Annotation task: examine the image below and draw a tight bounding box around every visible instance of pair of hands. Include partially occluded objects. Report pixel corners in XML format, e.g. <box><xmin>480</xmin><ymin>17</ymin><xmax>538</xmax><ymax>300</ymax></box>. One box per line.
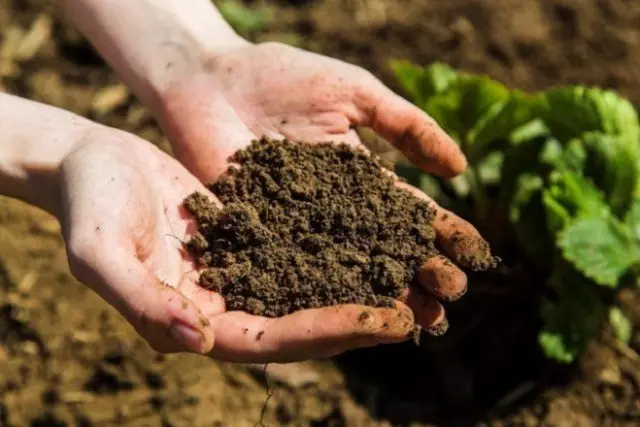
<box><xmin>60</xmin><ymin>42</ymin><xmax>483</xmax><ymax>363</ymax></box>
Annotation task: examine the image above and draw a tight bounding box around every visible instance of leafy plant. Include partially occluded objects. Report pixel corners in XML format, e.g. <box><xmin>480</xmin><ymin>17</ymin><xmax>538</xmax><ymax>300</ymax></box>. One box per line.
<box><xmin>391</xmin><ymin>60</ymin><xmax>640</xmax><ymax>363</ymax></box>
<box><xmin>215</xmin><ymin>0</ymin><xmax>272</xmax><ymax>38</ymax></box>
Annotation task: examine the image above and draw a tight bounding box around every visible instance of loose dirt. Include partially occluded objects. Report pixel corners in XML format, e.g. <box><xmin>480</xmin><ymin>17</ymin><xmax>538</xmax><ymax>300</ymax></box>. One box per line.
<box><xmin>1</xmin><ymin>0</ymin><xmax>640</xmax><ymax>426</ymax></box>
<box><xmin>183</xmin><ymin>139</ymin><xmax>495</xmax><ymax>319</ymax></box>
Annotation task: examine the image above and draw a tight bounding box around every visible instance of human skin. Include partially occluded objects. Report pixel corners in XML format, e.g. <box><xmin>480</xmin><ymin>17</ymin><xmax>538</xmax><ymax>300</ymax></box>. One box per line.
<box><xmin>0</xmin><ymin>93</ymin><xmax>424</xmax><ymax>362</ymax></box>
<box><xmin>16</xmin><ymin>0</ymin><xmax>494</xmax><ymax>359</ymax></box>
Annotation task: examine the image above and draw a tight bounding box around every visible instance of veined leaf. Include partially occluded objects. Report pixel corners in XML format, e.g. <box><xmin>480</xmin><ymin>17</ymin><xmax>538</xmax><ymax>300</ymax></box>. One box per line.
<box><xmin>581</xmin><ymin>132</ymin><xmax>640</xmax><ymax>216</ymax></box>
<box><xmin>543</xmin><ymin>171</ymin><xmax>611</xmax><ymax>222</ymax></box>
<box><xmin>392</xmin><ymin>61</ymin><xmax>534</xmax><ymax>163</ymax></box>
<box><xmin>467</xmin><ymin>90</ymin><xmax>536</xmax><ymax>163</ymax></box>
<box><xmin>389</xmin><ymin>60</ymin><xmax>457</xmax><ymax>107</ymax></box>
<box><xmin>540</xmin><ymin>138</ymin><xmax>587</xmax><ymax>172</ymax></box>
<box><xmin>538</xmin><ymin>86</ymin><xmax>640</xmax><ymax>144</ymax></box>
<box><xmin>558</xmin><ymin>217</ymin><xmax>639</xmax><ymax>287</ymax></box>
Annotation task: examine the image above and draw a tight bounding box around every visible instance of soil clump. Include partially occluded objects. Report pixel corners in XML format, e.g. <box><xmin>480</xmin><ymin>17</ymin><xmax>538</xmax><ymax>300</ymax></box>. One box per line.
<box><xmin>183</xmin><ymin>139</ymin><xmax>493</xmax><ymax>318</ymax></box>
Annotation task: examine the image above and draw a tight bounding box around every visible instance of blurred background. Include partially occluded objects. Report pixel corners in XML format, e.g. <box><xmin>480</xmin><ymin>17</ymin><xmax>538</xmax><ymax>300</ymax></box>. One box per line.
<box><xmin>1</xmin><ymin>0</ymin><xmax>639</xmax><ymax>426</ymax></box>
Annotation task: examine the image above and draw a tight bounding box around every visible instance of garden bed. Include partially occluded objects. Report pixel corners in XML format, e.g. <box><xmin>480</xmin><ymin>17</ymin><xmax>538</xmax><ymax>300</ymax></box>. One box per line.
<box><xmin>1</xmin><ymin>1</ymin><xmax>639</xmax><ymax>426</ymax></box>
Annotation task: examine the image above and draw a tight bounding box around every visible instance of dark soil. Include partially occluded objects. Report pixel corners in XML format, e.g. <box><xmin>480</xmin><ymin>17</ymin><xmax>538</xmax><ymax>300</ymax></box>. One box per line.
<box><xmin>1</xmin><ymin>0</ymin><xmax>640</xmax><ymax>426</ymax></box>
<box><xmin>183</xmin><ymin>139</ymin><xmax>493</xmax><ymax>319</ymax></box>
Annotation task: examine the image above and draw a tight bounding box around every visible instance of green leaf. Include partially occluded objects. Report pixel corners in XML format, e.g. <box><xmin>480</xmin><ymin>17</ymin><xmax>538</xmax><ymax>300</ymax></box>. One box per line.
<box><xmin>581</xmin><ymin>132</ymin><xmax>640</xmax><ymax>216</ymax></box>
<box><xmin>539</xmin><ymin>266</ymin><xmax>608</xmax><ymax>363</ymax></box>
<box><xmin>543</xmin><ymin>171</ymin><xmax>611</xmax><ymax>222</ymax></box>
<box><xmin>538</xmin><ymin>86</ymin><xmax>640</xmax><ymax>144</ymax></box>
<box><xmin>389</xmin><ymin>60</ymin><xmax>458</xmax><ymax>107</ymax></box>
<box><xmin>543</xmin><ymin>191</ymin><xmax>574</xmax><ymax>235</ymax></box>
<box><xmin>609</xmin><ymin>307</ymin><xmax>632</xmax><ymax>344</ymax></box>
<box><xmin>509</xmin><ymin>119</ymin><xmax>550</xmax><ymax>144</ymax></box>
<box><xmin>477</xmin><ymin>151</ymin><xmax>504</xmax><ymax>185</ymax></box>
<box><xmin>448</xmin><ymin>171</ymin><xmax>472</xmax><ymax>198</ymax></box>
<box><xmin>540</xmin><ymin>138</ymin><xmax>587</xmax><ymax>172</ymax></box>
<box><xmin>392</xmin><ymin>62</ymin><xmax>535</xmax><ymax>164</ymax></box>
<box><xmin>216</xmin><ymin>0</ymin><xmax>271</xmax><ymax>37</ymax></box>
<box><xmin>539</xmin><ymin>331</ymin><xmax>577</xmax><ymax>363</ymax></box>
<box><xmin>558</xmin><ymin>217</ymin><xmax>640</xmax><ymax>287</ymax></box>
<box><xmin>624</xmin><ymin>200</ymin><xmax>640</xmax><ymax>241</ymax></box>
<box><xmin>467</xmin><ymin>90</ymin><xmax>535</xmax><ymax>163</ymax></box>
<box><xmin>509</xmin><ymin>174</ymin><xmax>552</xmax><ymax>266</ymax></box>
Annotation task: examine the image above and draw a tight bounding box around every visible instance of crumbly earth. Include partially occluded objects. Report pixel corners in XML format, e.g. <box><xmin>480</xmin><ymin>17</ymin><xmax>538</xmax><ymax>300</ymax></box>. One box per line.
<box><xmin>184</xmin><ymin>139</ymin><xmax>447</xmax><ymax>318</ymax></box>
<box><xmin>2</xmin><ymin>1</ymin><xmax>640</xmax><ymax>426</ymax></box>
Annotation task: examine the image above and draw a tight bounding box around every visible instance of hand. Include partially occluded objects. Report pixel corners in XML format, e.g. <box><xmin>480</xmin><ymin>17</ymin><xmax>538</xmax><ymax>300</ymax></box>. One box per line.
<box><xmin>58</xmin><ymin>128</ymin><xmax>417</xmax><ymax>362</ymax></box>
<box><xmin>158</xmin><ymin>42</ymin><xmax>493</xmax><ymax>327</ymax></box>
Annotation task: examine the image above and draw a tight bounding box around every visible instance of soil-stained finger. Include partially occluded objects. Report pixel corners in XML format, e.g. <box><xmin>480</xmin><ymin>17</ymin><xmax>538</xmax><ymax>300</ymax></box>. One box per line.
<box><xmin>394</xmin><ymin>181</ymin><xmax>498</xmax><ymax>272</ymax></box>
<box><xmin>432</xmin><ymin>208</ymin><xmax>499</xmax><ymax>271</ymax></box>
<box><xmin>398</xmin><ymin>287</ymin><xmax>447</xmax><ymax>334</ymax></box>
<box><xmin>418</xmin><ymin>254</ymin><xmax>468</xmax><ymax>302</ymax></box>
<box><xmin>207</xmin><ymin>303</ymin><xmax>415</xmax><ymax>363</ymax></box>
<box><xmin>355</xmin><ymin>81</ymin><xmax>467</xmax><ymax>177</ymax></box>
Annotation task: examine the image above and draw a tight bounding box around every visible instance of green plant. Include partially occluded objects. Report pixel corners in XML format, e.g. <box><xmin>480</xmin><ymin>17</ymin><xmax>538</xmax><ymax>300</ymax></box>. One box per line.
<box><xmin>215</xmin><ymin>0</ymin><xmax>272</xmax><ymax>39</ymax></box>
<box><xmin>391</xmin><ymin>60</ymin><xmax>640</xmax><ymax>363</ymax></box>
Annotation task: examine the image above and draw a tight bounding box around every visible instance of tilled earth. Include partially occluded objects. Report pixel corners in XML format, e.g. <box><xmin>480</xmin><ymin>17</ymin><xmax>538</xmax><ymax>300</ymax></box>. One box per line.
<box><xmin>1</xmin><ymin>0</ymin><xmax>640</xmax><ymax>426</ymax></box>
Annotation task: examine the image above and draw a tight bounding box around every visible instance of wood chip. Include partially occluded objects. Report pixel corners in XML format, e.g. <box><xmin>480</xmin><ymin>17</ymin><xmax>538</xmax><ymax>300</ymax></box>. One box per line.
<box><xmin>91</xmin><ymin>83</ymin><xmax>130</xmax><ymax>115</ymax></box>
<box><xmin>14</xmin><ymin>14</ymin><xmax>52</xmax><ymax>61</ymax></box>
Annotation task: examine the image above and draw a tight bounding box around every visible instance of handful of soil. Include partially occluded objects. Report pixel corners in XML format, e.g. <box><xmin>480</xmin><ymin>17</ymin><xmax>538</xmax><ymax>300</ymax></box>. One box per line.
<box><xmin>183</xmin><ymin>138</ymin><xmax>492</xmax><ymax>323</ymax></box>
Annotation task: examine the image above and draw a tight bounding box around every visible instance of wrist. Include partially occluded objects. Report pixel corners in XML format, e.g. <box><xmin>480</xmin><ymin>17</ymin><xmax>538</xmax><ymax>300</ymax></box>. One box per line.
<box><xmin>0</xmin><ymin>94</ymin><xmax>96</xmax><ymax>216</ymax></box>
<box><xmin>60</xmin><ymin>0</ymin><xmax>250</xmax><ymax>114</ymax></box>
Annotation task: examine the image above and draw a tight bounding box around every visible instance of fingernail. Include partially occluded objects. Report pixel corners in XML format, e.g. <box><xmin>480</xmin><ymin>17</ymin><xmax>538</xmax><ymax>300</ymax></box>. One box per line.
<box><xmin>426</xmin><ymin>317</ymin><xmax>449</xmax><ymax>337</ymax></box>
<box><xmin>170</xmin><ymin>321</ymin><xmax>203</xmax><ymax>352</ymax></box>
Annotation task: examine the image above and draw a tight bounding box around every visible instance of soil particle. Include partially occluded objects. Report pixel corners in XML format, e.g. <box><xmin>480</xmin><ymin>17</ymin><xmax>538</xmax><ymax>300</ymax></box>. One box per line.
<box><xmin>358</xmin><ymin>311</ymin><xmax>374</xmax><ymax>326</ymax></box>
<box><xmin>184</xmin><ymin>138</ymin><xmax>459</xmax><ymax>318</ymax></box>
<box><xmin>425</xmin><ymin>318</ymin><xmax>450</xmax><ymax>337</ymax></box>
<box><xmin>450</xmin><ymin>231</ymin><xmax>501</xmax><ymax>271</ymax></box>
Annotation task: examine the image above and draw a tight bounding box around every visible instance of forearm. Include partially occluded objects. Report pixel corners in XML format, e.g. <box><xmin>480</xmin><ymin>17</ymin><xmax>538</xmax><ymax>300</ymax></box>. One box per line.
<box><xmin>59</xmin><ymin>0</ymin><xmax>247</xmax><ymax>112</ymax></box>
<box><xmin>0</xmin><ymin>93</ymin><xmax>91</xmax><ymax>215</ymax></box>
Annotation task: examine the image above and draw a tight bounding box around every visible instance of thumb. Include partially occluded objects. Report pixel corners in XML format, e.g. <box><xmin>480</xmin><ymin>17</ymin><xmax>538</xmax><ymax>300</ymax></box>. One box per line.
<box><xmin>353</xmin><ymin>76</ymin><xmax>467</xmax><ymax>178</ymax></box>
<box><xmin>69</xmin><ymin>245</ymin><xmax>215</xmax><ymax>354</ymax></box>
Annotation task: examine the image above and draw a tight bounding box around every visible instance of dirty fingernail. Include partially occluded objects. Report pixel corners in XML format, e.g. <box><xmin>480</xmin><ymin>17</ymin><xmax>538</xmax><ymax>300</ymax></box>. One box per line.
<box><xmin>170</xmin><ymin>321</ymin><xmax>203</xmax><ymax>352</ymax></box>
<box><xmin>426</xmin><ymin>317</ymin><xmax>449</xmax><ymax>337</ymax></box>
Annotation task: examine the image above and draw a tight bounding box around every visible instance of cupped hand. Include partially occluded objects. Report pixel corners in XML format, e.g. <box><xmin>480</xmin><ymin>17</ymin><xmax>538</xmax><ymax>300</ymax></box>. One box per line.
<box><xmin>158</xmin><ymin>42</ymin><xmax>493</xmax><ymax>327</ymax></box>
<box><xmin>58</xmin><ymin>128</ymin><xmax>419</xmax><ymax>363</ymax></box>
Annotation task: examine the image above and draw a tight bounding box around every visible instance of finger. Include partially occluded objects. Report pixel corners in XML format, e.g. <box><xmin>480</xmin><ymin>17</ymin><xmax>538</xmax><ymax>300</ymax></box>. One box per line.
<box><xmin>398</xmin><ymin>286</ymin><xmax>447</xmax><ymax>333</ymax></box>
<box><xmin>395</xmin><ymin>181</ymin><xmax>498</xmax><ymax>271</ymax></box>
<box><xmin>70</xmin><ymin>243</ymin><xmax>215</xmax><ymax>354</ymax></box>
<box><xmin>208</xmin><ymin>303</ymin><xmax>414</xmax><ymax>363</ymax></box>
<box><xmin>176</xmin><ymin>274</ymin><xmax>227</xmax><ymax>320</ymax></box>
<box><xmin>419</xmin><ymin>254</ymin><xmax>468</xmax><ymax>302</ymax></box>
<box><xmin>353</xmin><ymin>76</ymin><xmax>467</xmax><ymax>177</ymax></box>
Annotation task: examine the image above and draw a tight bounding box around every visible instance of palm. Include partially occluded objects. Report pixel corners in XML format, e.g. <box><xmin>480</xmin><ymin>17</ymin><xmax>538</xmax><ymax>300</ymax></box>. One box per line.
<box><xmin>59</xmin><ymin>132</ymin><xmax>416</xmax><ymax>362</ymax></box>
<box><xmin>161</xmin><ymin>42</ymin><xmax>465</xmax><ymax>184</ymax></box>
<box><xmin>156</xmin><ymin>43</ymin><xmax>497</xmax><ymax>358</ymax></box>
<box><xmin>60</xmin><ymin>134</ymin><xmax>223</xmax><ymax>352</ymax></box>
